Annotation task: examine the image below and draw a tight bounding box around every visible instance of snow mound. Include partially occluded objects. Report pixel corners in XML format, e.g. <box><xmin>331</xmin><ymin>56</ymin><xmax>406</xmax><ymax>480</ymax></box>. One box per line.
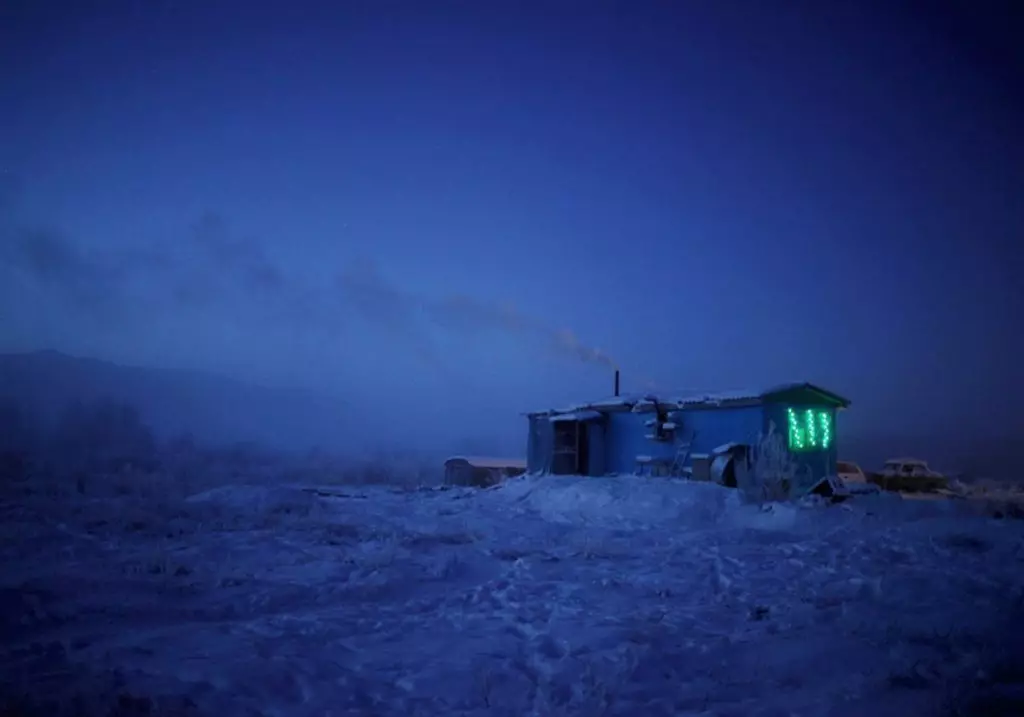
<box><xmin>725</xmin><ymin>501</ymin><xmax>802</xmax><ymax>531</ymax></box>
<box><xmin>184</xmin><ymin>484</ymin><xmax>316</xmax><ymax>517</ymax></box>
<box><xmin>494</xmin><ymin>474</ymin><xmax>743</xmax><ymax>527</ymax></box>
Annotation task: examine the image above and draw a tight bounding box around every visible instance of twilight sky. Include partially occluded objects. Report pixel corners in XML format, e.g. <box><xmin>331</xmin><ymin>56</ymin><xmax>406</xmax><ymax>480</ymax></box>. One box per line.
<box><xmin>1</xmin><ymin>0</ymin><xmax>1021</xmax><ymax>448</ymax></box>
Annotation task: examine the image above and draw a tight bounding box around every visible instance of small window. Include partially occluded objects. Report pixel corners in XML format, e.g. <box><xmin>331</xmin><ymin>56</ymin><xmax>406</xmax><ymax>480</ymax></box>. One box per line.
<box><xmin>786</xmin><ymin>407</ymin><xmax>832</xmax><ymax>452</ymax></box>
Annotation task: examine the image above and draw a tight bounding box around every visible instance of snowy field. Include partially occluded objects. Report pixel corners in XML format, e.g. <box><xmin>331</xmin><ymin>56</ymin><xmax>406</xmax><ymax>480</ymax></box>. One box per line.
<box><xmin>3</xmin><ymin>473</ymin><xmax>1024</xmax><ymax>716</ymax></box>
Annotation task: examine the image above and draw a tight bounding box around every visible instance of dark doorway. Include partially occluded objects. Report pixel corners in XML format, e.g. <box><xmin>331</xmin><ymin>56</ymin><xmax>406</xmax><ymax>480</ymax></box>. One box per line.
<box><xmin>552</xmin><ymin>420</ymin><xmax>589</xmax><ymax>475</ymax></box>
<box><xmin>577</xmin><ymin>422</ymin><xmax>590</xmax><ymax>475</ymax></box>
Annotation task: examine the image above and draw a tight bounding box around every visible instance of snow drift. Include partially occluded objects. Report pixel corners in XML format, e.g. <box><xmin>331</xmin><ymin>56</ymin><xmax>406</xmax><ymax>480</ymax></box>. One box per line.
<box><xmin>4</xmin><ymin>469</ymin><xmax>1024</xmax><ymax>716</ymax></box>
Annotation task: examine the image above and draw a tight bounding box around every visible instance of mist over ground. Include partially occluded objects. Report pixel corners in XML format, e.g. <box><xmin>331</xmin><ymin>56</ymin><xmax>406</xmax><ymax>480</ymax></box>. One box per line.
<box><xmin>3</xmin><ymin>425</ymin><xmax>1024</xmax><ymax>716</ymax></box>
<box><xmin>1</xmin><ymin>349</ymin><xmax>1022</xmax><ymax>717</ymax></box>
<box><xmin>3</xmin><ymin>0</ymin><xmax>1023</xmax><ymax>714</ymax></box>
<box><xmin>1</xmin><ymin>350</ymin><xmax>1018</xmax><ymax>484</ymax></box>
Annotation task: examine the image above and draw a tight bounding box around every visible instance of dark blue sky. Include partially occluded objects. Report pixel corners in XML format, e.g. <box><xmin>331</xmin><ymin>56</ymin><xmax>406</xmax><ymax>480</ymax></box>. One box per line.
<box><xmin>1</xmin><ymin>0</ymin><xmax>1021</xmax><ymax>447</ymax></box>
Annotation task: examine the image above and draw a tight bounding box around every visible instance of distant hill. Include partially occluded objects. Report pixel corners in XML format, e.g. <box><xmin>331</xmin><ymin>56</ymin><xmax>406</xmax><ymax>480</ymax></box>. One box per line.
<box><xmin>0</xmin><ymin>350</ymin><xmax>362</xmax><ymax>451</ymax></box>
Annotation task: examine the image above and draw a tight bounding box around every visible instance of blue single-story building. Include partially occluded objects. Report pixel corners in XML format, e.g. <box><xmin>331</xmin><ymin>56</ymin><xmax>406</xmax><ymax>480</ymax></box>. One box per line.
<box><xmin>525</xmin><ymin>382</ymin><xmax>850</xmax><ymax>491</ymax></box>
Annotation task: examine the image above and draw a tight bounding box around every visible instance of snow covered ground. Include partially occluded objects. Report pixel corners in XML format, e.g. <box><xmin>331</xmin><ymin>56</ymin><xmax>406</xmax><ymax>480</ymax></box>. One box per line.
<box><xmin>3</xmin><ymin>473</ymin><xmax>1024</xmax><ymax>716</ymax></box>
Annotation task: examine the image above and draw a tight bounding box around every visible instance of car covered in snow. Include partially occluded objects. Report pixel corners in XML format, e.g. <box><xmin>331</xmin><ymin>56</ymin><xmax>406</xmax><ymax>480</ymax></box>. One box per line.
<box><xmin>836</xmin><ymin>461</ymin><xmax>867</xmax><ymax>483</ymax></box>
<box><xmin>879</xmin><ymin>458</ymin><xmax>944</xmax><ymax>479</ymax></box>
<box><xmin>871</xmin><ymin>458</ymin><xmax>949</xmax><ymax>493</ymax></box>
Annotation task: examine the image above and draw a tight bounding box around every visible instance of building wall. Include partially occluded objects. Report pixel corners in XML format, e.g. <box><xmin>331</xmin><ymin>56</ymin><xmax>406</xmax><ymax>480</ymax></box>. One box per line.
<box><xmin>676</xmin><ymin>405</ymin><xmax>766</xmax><ymax>457</ymax></box>
<box><xmin>762</xmin><ymin>402</ymin><xmax>839</xmax><ymax>489</ymax></box>
<box><xmin>532</xmin><ymin>399</ymin><xmax>841</xmax><ymax>485</ymax></box>
<box><xmin>526</xmin><ymin>415</ymin><xmax>553</xmax><ymax>474</ymax></box>
<box><xmin>602</xmin><ymin>406</ymin><xmax>766</xmax><ymax>475</ymax></box>
<box><xmin>603</xmin><ymin>411</ymin><xmax>674</xmax><ymax>474</ymax></box>
<box><xmin>586</xmin><ymin>419</ymin><xmax>607</xmax><ymax>476</ymax></box>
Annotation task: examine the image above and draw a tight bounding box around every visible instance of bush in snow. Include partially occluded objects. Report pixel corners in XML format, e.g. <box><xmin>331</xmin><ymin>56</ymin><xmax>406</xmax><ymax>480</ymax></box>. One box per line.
<box><xmin>739</xmin><ymin>422</ymin><xmax>800</xmax><ymax>503</ymax></box>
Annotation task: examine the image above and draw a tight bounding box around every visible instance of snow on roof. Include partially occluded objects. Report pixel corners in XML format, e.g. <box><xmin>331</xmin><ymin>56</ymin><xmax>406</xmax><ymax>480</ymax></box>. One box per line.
<box><xmin>584</xmin><ymin>394</ymin><xmax>645</xmax><ymax>410</ymax></box>
<box><xmin>444</xmin><ymin>456</ymin><xmax>528</xmax><ymax>469</ymax></box>
<box><xmin>529</xmin><ymin>382</ymin><xmax>850</xmax><ymax>417</ymax></box>
<box><xmin>676</xmin><ymin>389</ymin><xmax>763</xmax><ymax>405</ymax></box>
<box><xmin>670</xmin><ymin>383</ymin><xmax>849</xmax><ymax>407</ymax></box>
<box><xmin>541</xmin><ymin>394</ymin><xmax>644</xmax><ymax>413</ymax></box>
<box><xmin>550</xmin><ymin>410</ymin><xmax>604</xmax><ymax>423</ymax></box>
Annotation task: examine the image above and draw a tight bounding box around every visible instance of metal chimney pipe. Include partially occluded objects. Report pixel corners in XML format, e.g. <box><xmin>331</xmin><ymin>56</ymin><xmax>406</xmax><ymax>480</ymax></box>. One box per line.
<box><xmin>614</xmin><ymin>369</ymin><xmax>620</xmax><ymax>397</ymax></box>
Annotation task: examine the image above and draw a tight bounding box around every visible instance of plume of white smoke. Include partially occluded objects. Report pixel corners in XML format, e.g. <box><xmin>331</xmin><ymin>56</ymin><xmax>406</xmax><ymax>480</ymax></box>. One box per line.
<box><xmin>2</xmin><ymin>211</ymin><xmax>620</xmax><ymax>373</ymax></box>
<box><xmin>422</xmin><ymin>295</ymin><xmax>616</xmax><ymax>369</ymax></box>
<box><xmin>552</xmin><ymin>328</ymin><xmax>618</xmax><ymax>369</ymax></box>
<box><xmin>335</xmin><ymin>262</ymin><xmax>619</xmax><ymax>371</ymax></box>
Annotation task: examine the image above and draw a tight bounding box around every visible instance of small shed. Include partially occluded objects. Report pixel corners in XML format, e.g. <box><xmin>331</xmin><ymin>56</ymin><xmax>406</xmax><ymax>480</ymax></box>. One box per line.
<box><xmin>525</xmin><ymin>382</ymin><xmax>850</xmax><ymax>491</ymax></box>
<box><xmin>443</xmin><ymin>456</ymin><xmax>527</xmax><ymax>488</ymax></box>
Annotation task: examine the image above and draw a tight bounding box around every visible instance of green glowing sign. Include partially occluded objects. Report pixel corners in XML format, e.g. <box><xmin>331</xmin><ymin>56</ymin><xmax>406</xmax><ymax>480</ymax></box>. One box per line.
<box><xmin>786</xmin><ymin>407</ymin><xmax>832</xmax><ymax>452</ymax></box>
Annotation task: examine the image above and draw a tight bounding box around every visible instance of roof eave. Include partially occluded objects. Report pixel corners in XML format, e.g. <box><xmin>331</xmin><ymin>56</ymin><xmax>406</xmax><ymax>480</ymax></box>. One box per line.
<box><xmin>761</xmin><ymin>382</ymin><xmax>852</xmax><ymax>408</ymax></box>
<box><xmin>676</xmin><ymin>397</ymin><xmax>765</xmax><ymax>411</ymax></box>
<box><xmin>528</xmin><ymin>381</ymin><xmax>852</xmax><ymax>417</ymax></box>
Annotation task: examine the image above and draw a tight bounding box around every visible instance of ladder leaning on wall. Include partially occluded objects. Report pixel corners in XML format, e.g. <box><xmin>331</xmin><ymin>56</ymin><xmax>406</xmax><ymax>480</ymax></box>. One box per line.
<box><xmin>671</xmin><ymin>429</ymin><xmax>697</xmax><ymax>477</ymax></box>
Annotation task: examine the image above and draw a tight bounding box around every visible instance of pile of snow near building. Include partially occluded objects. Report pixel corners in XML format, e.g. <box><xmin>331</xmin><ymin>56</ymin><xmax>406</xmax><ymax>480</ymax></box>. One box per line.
<box><xmin>4</xmin><ymin>467</ymin><xmax>1024</xmax><ymax>716</ymax></box>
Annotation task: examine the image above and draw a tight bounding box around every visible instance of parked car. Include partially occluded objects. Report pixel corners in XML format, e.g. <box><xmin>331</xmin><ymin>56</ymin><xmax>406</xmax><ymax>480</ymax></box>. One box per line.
<box><xmin>836</xmin><ymin>461</ymin><xmax>867</xmax><ymax>483</ymax></box>
<box><xmin>870</xmin><ymin>457</ymin><xmax>948</xmax><ymax>493</ymax></box>
<box><xmin>834</xmin><ymin>460</ymin><xmax>881</xmax><ymax>495</ymax></box>
<box><xmin>879</xmin><ymin>458</ymin><xmax>944</xmax><ymax>479</ymax></box>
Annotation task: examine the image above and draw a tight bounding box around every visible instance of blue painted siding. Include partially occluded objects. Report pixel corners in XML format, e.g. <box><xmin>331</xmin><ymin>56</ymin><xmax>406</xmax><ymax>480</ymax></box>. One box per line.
<box><xmin>599</xmin><ymin>407</ymin><xmax>766</xmax><ymax>475</ymax></box>
<box><xmin>526</xmin><ymin>416</ymin><xmax>553</xmax><ymax>474</ymax></box>
<box><xmin>762</xmin><ymin>403</ymin><xmax>838</xmax><ymax>489</ymax></box>
<box><xmin>586</xmin><ymin>420</ymin><xmax>607</xmax><ymax>476</ymax></box>
<box><xmin>604</xmin><ymin>412</ymin><xmax>675</xmax><ymax>474</ymax></box>
<box><xmin>528</xmin><ymin>399</ymin><xmax>844</xmax><ymax>487</ymax></box>
<box><xmin>677</xmin><ymin>405</ymin><xmax>766</xmax><ymax>457</ymax></box>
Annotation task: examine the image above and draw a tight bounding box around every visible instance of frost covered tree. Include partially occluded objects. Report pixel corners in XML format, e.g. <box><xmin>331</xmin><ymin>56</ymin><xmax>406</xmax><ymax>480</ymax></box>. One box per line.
<box><xmin>738</xmin><ymin>421</ymin><xmax>800</xmax><ymax>503</ymax></box>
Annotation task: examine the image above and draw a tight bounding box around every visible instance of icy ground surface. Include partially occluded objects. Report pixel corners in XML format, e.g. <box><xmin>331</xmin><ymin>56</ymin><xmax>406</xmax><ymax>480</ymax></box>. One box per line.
<box><xmin>3</xmin><ymin>475</ymin><xmax>1024</xmax><ymax>716</ymax></box>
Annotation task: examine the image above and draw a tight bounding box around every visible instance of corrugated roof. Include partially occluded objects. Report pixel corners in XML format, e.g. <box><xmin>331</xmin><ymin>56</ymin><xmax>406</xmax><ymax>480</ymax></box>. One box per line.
<box><xmin>528</xmin><ymin>382</ymin><xmax>850</xmax><ymax>417</ymax></box>
<box><xmin>549</xmin><ymin>409</ymin><xmax>604</xmax><ymax>423</ymax></box>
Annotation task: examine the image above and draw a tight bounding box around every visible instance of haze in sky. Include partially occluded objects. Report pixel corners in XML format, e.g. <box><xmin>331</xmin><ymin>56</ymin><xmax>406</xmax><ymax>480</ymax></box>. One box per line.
<box><xmin>1</xmin><ymin>0</ymin><xmax>1021</xmax><ymax>450</ymax></box>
